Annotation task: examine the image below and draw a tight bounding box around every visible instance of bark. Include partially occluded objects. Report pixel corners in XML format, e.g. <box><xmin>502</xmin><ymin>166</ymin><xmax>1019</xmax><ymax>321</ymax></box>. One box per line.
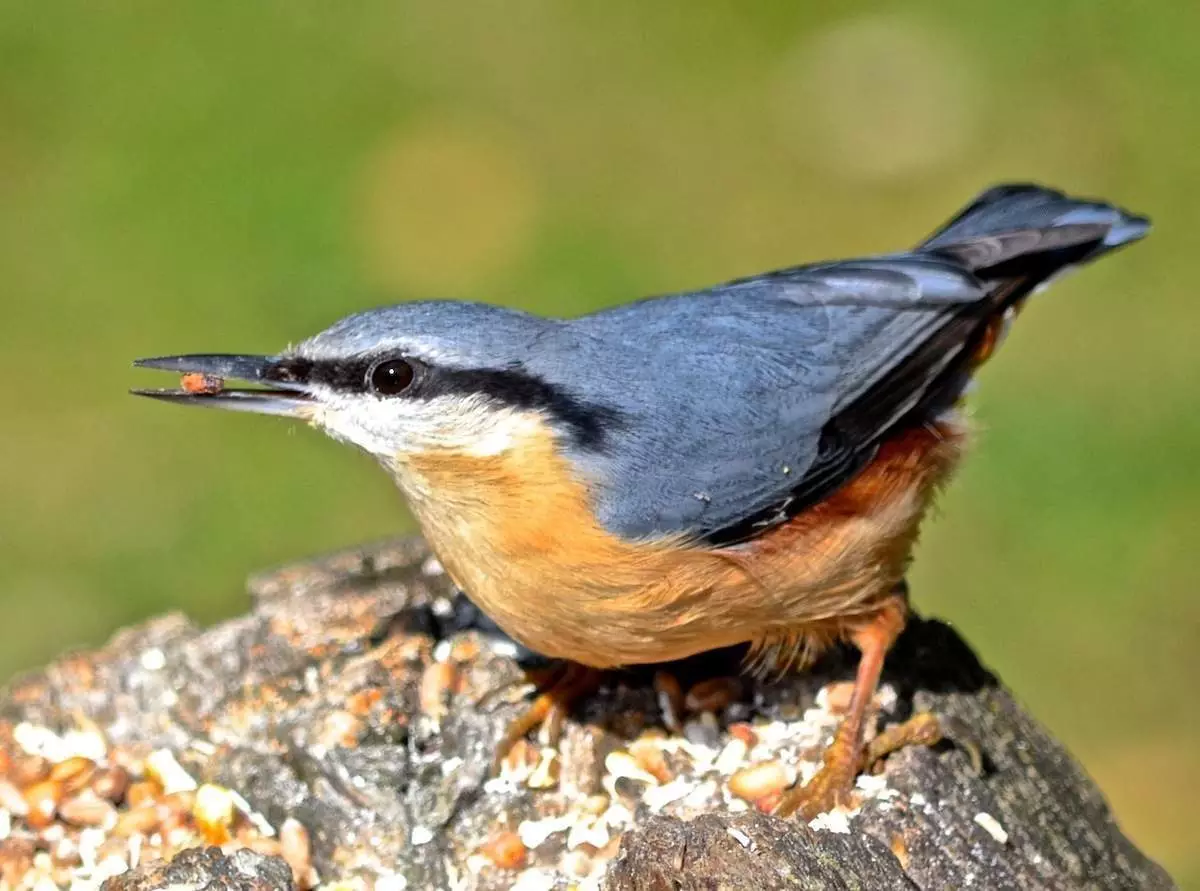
<box><xmin>0</xmin><ymin>537</ymin><xmax>1172</xmax><ymax>891</ymax></box>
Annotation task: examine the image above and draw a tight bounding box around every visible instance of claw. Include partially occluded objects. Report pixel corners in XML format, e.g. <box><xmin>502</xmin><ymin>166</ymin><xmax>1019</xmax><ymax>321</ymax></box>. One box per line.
<box><xmin>490</xmin><ymin>662</ymin><xmax>602</xmax><ymax>775</ymax></box>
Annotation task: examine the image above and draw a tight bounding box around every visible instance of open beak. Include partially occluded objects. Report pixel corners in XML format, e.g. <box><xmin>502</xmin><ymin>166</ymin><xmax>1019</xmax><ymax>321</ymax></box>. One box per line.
<box><xmin>131</xmin><ymin>354</ymin><xmax>316</xmax><ymax>419</ymax></box>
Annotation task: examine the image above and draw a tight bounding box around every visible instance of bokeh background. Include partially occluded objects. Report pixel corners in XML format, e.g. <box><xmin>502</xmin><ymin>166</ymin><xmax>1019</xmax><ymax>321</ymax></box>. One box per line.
<box><xmin>2</xmin><ymin>2</ymin><xmax>1197</xmax><ymax>883</ymax></box>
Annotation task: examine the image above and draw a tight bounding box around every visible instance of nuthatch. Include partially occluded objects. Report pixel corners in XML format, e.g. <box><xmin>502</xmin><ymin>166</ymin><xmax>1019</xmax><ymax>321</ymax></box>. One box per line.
<box><xmin>133</xmin><ymin>184</ymin><xmax>1148</xmax><ymax>817</ymax></box>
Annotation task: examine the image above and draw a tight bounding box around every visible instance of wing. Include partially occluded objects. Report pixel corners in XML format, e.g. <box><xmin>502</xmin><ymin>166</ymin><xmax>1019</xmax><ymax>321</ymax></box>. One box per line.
<box><xmin>530</xmin><ymin>183</ymin><xmax>1145</xmax><ymax>545</ymax></box>
<box><xmin>542</xmin><ymin>255</ymin><xmax>987</xmax><ymax>542</ymax></box>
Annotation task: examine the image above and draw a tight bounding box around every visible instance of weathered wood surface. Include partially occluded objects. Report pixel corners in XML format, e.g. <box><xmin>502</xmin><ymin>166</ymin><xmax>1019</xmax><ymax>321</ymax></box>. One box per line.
<box><xmin>0</xmin><ymin>538</ymin><xmax>1173</xmax><ymax>890</ymax></box>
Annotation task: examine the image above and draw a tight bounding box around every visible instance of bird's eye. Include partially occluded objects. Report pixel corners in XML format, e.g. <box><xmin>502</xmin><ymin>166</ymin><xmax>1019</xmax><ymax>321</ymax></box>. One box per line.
<box><xmin>368</xmin><ymin>358</ymin><xmax>416</xmax><ymax>396</ymax></box>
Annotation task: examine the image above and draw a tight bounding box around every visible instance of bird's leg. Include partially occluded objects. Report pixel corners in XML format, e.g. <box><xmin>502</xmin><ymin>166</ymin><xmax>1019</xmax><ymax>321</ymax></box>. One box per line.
<box><xmin>491</xmin><ymin>661</ymin><xmax>602</xmax><ymax>774</ymax></box>
<box><xmin>775</xmin><ymin>593</ymin><xmax>915</xmax><ymax>819</ymax></box>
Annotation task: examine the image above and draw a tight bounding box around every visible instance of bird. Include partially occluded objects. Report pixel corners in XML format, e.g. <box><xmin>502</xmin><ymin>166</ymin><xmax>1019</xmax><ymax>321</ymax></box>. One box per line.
<box><xmin>132</xmin><ymin>183</ymin><xmax>1149</xmax><ymax>818</ymax></box>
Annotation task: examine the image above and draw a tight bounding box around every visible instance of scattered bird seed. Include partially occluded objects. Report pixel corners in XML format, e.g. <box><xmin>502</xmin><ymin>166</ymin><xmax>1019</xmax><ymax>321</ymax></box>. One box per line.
<box><xmin>144</xmin><ymin>750</ymin><xmax>196</xmax><ymax>796</ymax></box>
<box><xmin>727</xmin><ymin>761</ymin><xmax>789</xmax><ymax>803</ymax></box>
<box><xmin>410</xmin><ymin>825</ymin><xmax>434</xmax><ymax>846</ymax></box>
<box><xmin>481</xmin><ymin>830</ymin><xmax>528</xmax><ymax>870</ymax></box>
<box><xmin>974</xmin><ymin>811</ymin><xmax>1009</xmax><ymax>844</ymax></box>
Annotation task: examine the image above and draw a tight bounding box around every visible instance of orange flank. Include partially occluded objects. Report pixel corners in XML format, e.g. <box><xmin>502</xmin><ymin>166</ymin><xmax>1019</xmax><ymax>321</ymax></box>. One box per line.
<box><xmin>397</xmin><ymin>414</ymin><xmax>967</xmax><ymax>675</ymax></box>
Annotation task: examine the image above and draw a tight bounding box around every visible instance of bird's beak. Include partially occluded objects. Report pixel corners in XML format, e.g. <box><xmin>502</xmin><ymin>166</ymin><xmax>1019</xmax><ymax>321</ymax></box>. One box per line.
<box><xmin>130</xmin><ymin>354</ymin><xmax>316</xmax><ymax>419</ymax></box>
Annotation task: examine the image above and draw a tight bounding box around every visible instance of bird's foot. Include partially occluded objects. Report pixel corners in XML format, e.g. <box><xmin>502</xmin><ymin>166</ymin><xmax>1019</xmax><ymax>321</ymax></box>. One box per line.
<box><xmin>773</xmin><ymin>716</ymin><xmax>862</xmax><ymax>819</ymax></box>
<box><xmin>863</xmin><ymin>711</ymin><xmax>943</xmax><ymax>771</ymax></box>
<box><xmin>774</xmin><ymin>711</ymin><xmax>943</xmax><ymax>819</ymax></box>
<box><xmin>490</xmin><ymin>661</ymin><xmax>602</xmax><ymax>775</ymax></box>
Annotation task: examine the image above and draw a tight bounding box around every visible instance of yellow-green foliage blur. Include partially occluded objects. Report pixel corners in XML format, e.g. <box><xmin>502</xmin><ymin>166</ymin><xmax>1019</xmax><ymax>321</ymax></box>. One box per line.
<box><xmin>2</xmin><ymin>2</ymin><xmax>1197</xmax><ymax>883</ymax></box>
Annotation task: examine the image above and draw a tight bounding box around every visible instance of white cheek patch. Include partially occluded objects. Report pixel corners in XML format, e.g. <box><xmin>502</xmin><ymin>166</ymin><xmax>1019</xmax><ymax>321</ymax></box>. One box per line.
<box><xmin>461</xmin><ymin>408</ymin><xmax>543</xmax><ymax>456</ymax></box>
<box><xmin>311</xmin><ymin>391</ymin><xmax>544</xmax><ymax>459</ymax></box>
<box><xmin>310</xmin><ymin>395</ymin><xmax>397</xmax><ymax>455</ymax></box>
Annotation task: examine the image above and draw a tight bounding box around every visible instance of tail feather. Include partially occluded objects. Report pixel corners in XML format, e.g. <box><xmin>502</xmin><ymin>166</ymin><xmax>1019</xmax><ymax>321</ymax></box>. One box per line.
<box><xmin>920</xmin><ymin>183</ymin><xmax>1150</xmax><ymax>287</ymax></box>
<box><xmin>865</xmin><ymin>184</ymin><xmax>1150</xmax><ymax>429</ymax></box>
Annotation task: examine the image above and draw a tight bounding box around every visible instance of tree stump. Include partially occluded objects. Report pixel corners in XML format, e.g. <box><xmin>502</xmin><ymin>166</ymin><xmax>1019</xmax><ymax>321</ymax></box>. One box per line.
<box><xmin>0</xmin><ymin>538</ymin><xmax>1174</xmax><ymax>890</ymax></box>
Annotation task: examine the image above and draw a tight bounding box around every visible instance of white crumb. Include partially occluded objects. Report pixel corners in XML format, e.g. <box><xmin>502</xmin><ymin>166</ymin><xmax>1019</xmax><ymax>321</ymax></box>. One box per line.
<box><xmin>145</xmin><ymin>749</ymin><xmax>197</xmax><ymax>795</ymax></box>
<box><xmin>642</xmin><ymin>777</ymin><xmax>692</xmax><ymax>812</ymax></box>
<box><xmin>855</xmin><ymin>773</ymin><xmax>899</xmax><ymax>799</ymax></box>
<box><xmin>375</xmin><ymin>874</ymin><xmax>409</xmax><ymax>891</ymax></box>
<box><xmin>809</xmin><ymin>808</ymin><xmax>856</xmax><ymax>833</ymax></box>
<box><xmin>510</xmin><ymin>868</ymin><xmax>557</xmax><ymax>891</ymax></box>
<box><xmin>518</xmin><ymin>814</ymin><xmax>573</xmax><ymax>849</ymax></box>
<box><xmin>726</xmin><ymin>826</ymin><xmax>754</xmax><ymax>849</ymax></box>
<box><xmin>974</xmin><ymin>811</ymin><xmax>1009</xmax><ymax>844</ymax></box>
<box><xmin>139</xmin><ymin>648</ymin><xmax>166</xmax><ymax>671</ymax></box>
<box><xmin>410</xmin><ymin>826</ymin><xmax>434</xmax><ymax>846</ymax></box>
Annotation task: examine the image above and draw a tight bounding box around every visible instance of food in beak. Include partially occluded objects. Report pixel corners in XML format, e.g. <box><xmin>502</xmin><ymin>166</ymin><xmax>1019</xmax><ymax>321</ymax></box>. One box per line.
<box><xmin>180</xmin><ymin>372</ymin><xmax>225</xmax><ymax>395</ymax></box>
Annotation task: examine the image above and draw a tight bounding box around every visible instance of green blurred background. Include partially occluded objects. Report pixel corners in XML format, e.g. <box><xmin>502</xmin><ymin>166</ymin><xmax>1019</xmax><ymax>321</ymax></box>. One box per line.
<box><xmin>1</xmin><ymin>1</ymin><xmax>1196</xmax><ymax>883</ymax></box>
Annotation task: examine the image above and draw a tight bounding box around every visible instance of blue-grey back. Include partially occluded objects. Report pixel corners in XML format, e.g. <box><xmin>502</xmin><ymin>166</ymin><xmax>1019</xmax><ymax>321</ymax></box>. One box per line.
<box><xmin>531</xmin><ymin>257</ymin><xmax>983</xmax><ymax>540</ymax></box>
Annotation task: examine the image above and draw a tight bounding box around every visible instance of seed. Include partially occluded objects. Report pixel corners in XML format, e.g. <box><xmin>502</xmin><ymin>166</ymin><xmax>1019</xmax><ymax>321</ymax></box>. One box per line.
<box><xmin>481</xmin><ymin>830</ymin><xmax>527</xmax><ymax>870</ymax></box>
<box><xmin>890</xmin><ymin>834</ymin><xmax>911</xmax><ymax>869</ymax></box>
<box><xmin>727</xmin><ymin>723</ymin><xmax>758</xmax><ymax>747</ymax></box>
<box><xmin>145</xmin><ymin>749</ymin><xmax>196</xmax><ymax>795</ymax></box>
<box><xmin>10</xmin><ymin>755</ymin><xmax>50</xmax><ymax>788</ymax></box>
<box><xmin>527</xmin><ymin>748</ymin><xmax>560</xmax><ymax>790</ymax></box>
<box><xmin>685</xmin><ymin>677</ymin><xmax>743</xmax><ymax>713</ymax></box>
<box><xmin>448</xmin><ymin>636</ymin><xmax>480</xmax><ymax>662</ymax></box>
<box><xmin>115</xmin><ymin>805</ymin><xmax>160</xmax><ymax>837</ymax></box>
<box><xmin>180</xmin><ymin>372</ymin><xmax>224</xmax><ymax>394</ymax></box>
<box><xmin>0</xmin><ymin>838</ymin><xmax>35</xmax><ymax>888</ymax></box>
<box><xmin>727</xmin><ymin>761</ymin><xmax>789</xmax><ymax>803</ymax></box>
<box><xmin>500</xmin><ymin>738</ymin><xmax>538</xmax><ymax>777</ymax></box>
<box><xmin>820</xmin><ymin>681</ymin><xmax>856</xmax><ymax>714</ymax></box>
<box><xmin>419</xmin><ymin>661</ymin><xmax>458</xmax><ymax>719</ymax></box>
<box><xmin>0</xmin><ymin>779</ymin><xmax>28</xmax><ymax>816</ymax></box>
<box><xmin>51</xmin><ymin>834</ymin><xmax>81</xmax><ymax>866</ymax></box>
<box><xmin>580</xmin><ymin>794</ymin><xmax>610</xmax><ymax>816</ymax></box>
<box><xmin>628</xmin><ymin>740</ymin><xmax>672</xmax><ymax>784</ymax></box>
<box><xmin>280</xmin><ymin>818</ymin><xmax>314</xmax><ymax>889</ymax></box>
<box><xmin>49</xmin><ymin>756</ymin><xmax>96</xmax><ymax>793</ymax></box>
<box><xmin>125</xmin><ymin>780</ymin><xmax>159</xmax><ymax>808</ymax></box>
<box><xmin>344</xmin><ymin>688</ymin><xmax>382</xmax><ymax>716</ymax></box>
<box><xmin>22</xmin><ymin>779</ymin><xmax>63</xmax><ymax>829</ymax></box>
<box><xmin>90</xmin><ymin>766</ymin><xmax>130</xmax><ymax>803</ymax></box>
<box><xmin>755</xmin><ymin>790</ymin><xmax>783</xmax><ymax>813</ymax></box>
<box><xmin>162</xmin><ymin>789</ymin><xmax>195</xmax><ymax>814</ymax></box>
<box><xmin>316</xmin><ymin>711</ymin><xmax>363</xmax><ymax>750</ymax></box>
<box><xmin>604</xmin><ymin>751</ymin><xmax>659</xmax><ymax>786</ymax></box>
<box><xmin>192</xmin><ymin>784</ymin><xmax>235</xmax><ymax>845</ymax></box>
<box><xmin>714</xmin><ymin>738</ymin><xmax>749</xmax><ymax>775</ymax></box>
<box><xmin>59</xmin><ymin>793</ymin><xmax>116</xmax><ymax>828</ymax></box>
<box><xmin>561</xmin><ymin>850</ymin><xmax>593</xmax><ymax>878</ymax></box>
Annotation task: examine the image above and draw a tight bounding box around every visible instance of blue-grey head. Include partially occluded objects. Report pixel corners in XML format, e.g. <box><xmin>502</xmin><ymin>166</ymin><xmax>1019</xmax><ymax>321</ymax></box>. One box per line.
<box><xmin>132</xmin><ymin>301</ymin><xmax>621</xmax><ymax>470</ymax></box>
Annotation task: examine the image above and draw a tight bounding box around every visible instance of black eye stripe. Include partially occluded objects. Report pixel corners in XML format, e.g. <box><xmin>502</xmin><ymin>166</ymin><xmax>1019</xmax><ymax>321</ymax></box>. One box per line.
<box><xmin>269</xmin><ymin>357</ymin><xmax>372</xmax><ymax>391</ymax></box>
<box><xmin>274</xmin><ymin>355</ymin><xmax>625</xmax><ymax>451</ymax></box>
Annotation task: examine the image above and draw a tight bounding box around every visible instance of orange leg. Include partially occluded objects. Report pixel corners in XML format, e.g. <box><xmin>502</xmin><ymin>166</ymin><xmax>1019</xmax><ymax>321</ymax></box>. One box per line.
<box><xmin>775</xmin><ymin>596</ymin><xmax>908</xmax><ymax>819</ymax></box>
<box><xmin>491</xmin><ymin>661</ymin><xmax>602</xmax><ymax>774</ymax></box>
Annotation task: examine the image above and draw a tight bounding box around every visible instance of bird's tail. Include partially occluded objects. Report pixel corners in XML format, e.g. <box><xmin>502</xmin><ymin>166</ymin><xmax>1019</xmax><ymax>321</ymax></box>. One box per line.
<box><xmin>919</xmin><ymin>183</ymin><xmax>1150</xmax><ymax>301</ymax></box>
<box><xmin>918</xmin><ymin>184</ymin><xmax>1149</xmax><ymax>370</ymax></box>
<box><xmin>870</xmin><ymin>184</ymin><xmax>1150</xmax><ymax>428</ymax></box>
